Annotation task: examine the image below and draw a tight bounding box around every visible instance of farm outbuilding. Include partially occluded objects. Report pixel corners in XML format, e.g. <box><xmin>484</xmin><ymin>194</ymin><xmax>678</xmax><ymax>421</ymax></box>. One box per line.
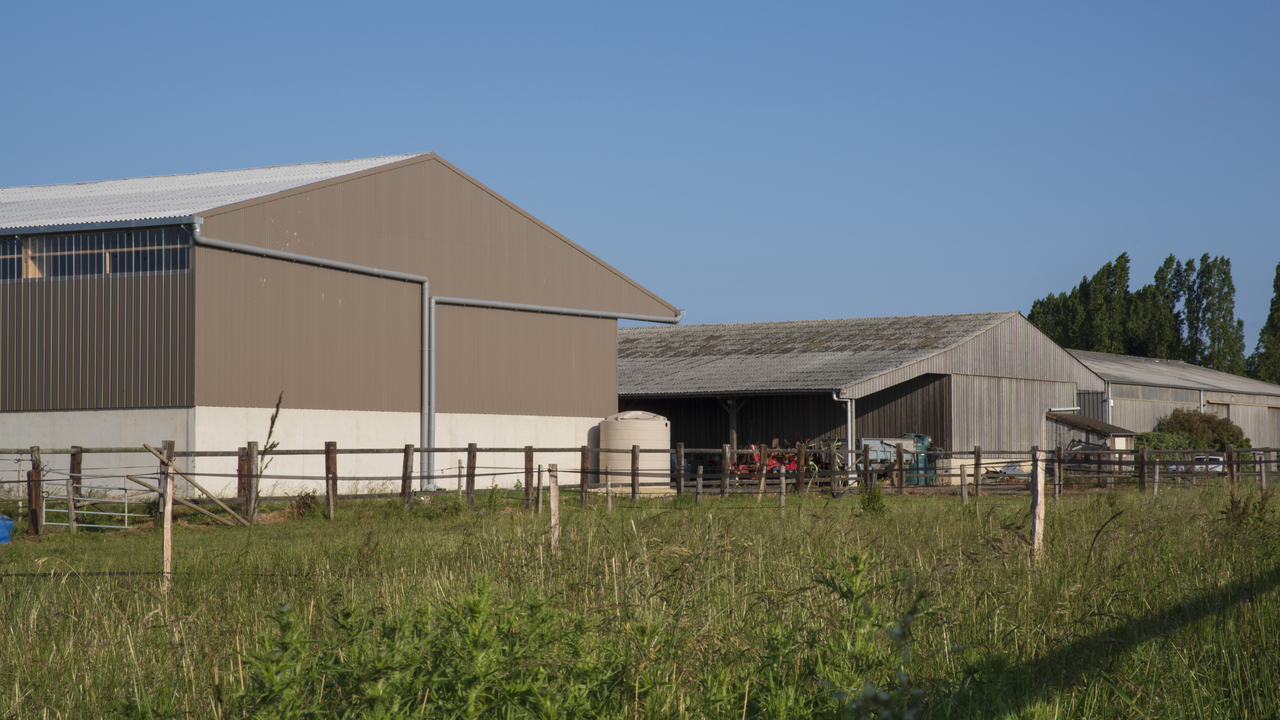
<box><xmin>0</xmin><ymin>153</ymin><xmax>680</xmax><ymax>493</ymax></box>
<box><xmin>1069</xmin><ymin>350</ymin><xmax>1280</xmax><ymax>448</ymax></box>
<box><xmin>618</xmin><ymin>312</ymin><xmax>1106</xmax><ymax>477</ymax></box>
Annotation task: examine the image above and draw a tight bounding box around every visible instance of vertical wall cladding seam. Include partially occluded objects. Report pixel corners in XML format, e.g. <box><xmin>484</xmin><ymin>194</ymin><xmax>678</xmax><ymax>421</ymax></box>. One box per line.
<box><xmin>0</xmin><ymin>273</ymin><xmax>194</xmax><ymax>412</ymax></box>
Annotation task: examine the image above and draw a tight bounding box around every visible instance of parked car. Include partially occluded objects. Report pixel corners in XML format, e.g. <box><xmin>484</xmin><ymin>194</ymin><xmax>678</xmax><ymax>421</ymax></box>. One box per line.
<box><xmin>1165</xmin><ymin>455</ymin><xmax>1224</xmax><ymax>472</ymax></box>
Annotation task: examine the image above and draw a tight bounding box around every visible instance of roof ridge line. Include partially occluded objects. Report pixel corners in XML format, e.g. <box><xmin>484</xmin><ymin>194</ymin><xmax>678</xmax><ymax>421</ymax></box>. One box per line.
<box><xmin>0</xmin><ymin>153</ymin><xmax>428</xmax><ymax>192</ymax></box>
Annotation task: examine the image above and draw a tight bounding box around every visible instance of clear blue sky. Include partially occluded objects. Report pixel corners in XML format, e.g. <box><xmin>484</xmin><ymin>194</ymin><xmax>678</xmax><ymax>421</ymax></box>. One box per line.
<box><xmin>4</xmin><ymin>2</ymin><xmax>1278</xmax><ymax>349</ymax></box>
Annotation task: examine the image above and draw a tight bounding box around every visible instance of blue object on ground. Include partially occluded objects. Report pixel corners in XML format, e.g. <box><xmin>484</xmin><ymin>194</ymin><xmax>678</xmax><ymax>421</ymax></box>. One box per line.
<box><xmin>0</xmin><ymin>516</ymin><xmax>13</xmax><ymax>544</ymax></box>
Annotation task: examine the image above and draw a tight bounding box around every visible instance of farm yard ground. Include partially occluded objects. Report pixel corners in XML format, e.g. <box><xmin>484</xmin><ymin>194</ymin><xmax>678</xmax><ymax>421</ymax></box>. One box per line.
<box><xmin>1</xmin><ymin>484</ymin><xmax>1278</xmax><ymax>719</ymax></box>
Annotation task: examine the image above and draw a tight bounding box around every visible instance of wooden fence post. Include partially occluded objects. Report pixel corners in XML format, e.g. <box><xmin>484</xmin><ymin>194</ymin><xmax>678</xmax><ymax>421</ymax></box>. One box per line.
<box><xmin>1054</xmin><ymin>446</ymin><xmax>1064</xmax><ymax>502</ymax></box>
<box><xmin>548</xmin><ymin>464</ymin><xmax>560</xmax><ymax>551</ymax></box>
<box><xmin>28</xmin><ymin>447</ymin><xmax>43</xmax><ymax>537</ymax></box>
<box><xmin>160</xmin><ymin>441</ymin><xmax>176</xmax><ymax>594</ymax></box>
<box><xmin>862</xmin><ymin>445</ymin><xmax>872</xmax><ymax>492</ymax></box>
<box><xmin>524</xmin><ymin>446</ymin><xmax>534</xmax><ymax>510</ymax></box>
<box><xmin>828</xmin><ymin>441</ymin><xmax>839</xmax><ymax>495</ymax></box>
<box><xmin>675</xmin><ymin>443</ymin><xmax>685</xmax><ymax>495</ymax></box>
<box><xmin>64</xmin><ymin>451</ymin><xmax>78</xmax><ymax>534</ymax></box>
<box><xmin>631</xmin><ymin>445</ymin><xmax>641</xmax><ymax>500</ymax></box>
<box><xmin>401</xmin><ymin>444</ymin><xmax>415</xmax><ymax>512</ymax></box>
<box><xmin>675</xmin><ymin>440</ymin><xmax>686</xmax><ymax>497</ymax></box>
<box><xmin>1138</xmin><ymin>447</ymin><xmax>1147</xmax><ymax>494</ymax></box>
<box><xmin>755</xmin><ymin>445</ymin><xmax>767</xmax><ymax>502</ymax></box>
<box><xmin>1262</xmin><ymin>450</ymin><xmax>1269</xmax><ymax>491</ymax></box>
<box><xmin>236</xmin><ymin>448</ymin><xmax>248</xmax><ymax>513</ymax></box>
<box><xmin>580</xmin><ymin>446</ymin><xmax>590</xmax><ymax>507</ymax></box>
<box><xmin>798</xmin><ymin>445</ymin><xmax>809</xmax><ymax>495</ymax></box>
<box><xmin>246</xmin><ymin>441</ymin><xmax>260</xmax><ymax>523</ymax></box>
<box><xmin>603</xmin><ymin>465</ymin><xmax>612</xmax><ymax>511</ymax></box>
<box><xmin>973</xmin><ymin>446</ymin><xmax>982</xmax><ymax>497</ymax></box>
<box><xmin>458</xmin><ymin>460</ymin><xmax>464</xmax><ymax>497</ymax></box>
<box><xmin>465</xmin><ymin>443</ymin><xmax>477</xmax><ymax>511</ymax></box>
<box><xmin>69</xmin><ymin>446</ymin><xmax>83</xmax><ymax>528</ymax></box>
<box><xmin>1106</xmin><ymin>451</ymin><xmax>1114</xmax><ymax>491</ymax></box>
<box><xmin>779</xmin><ymin>467</ymin><xmax>787</xmax><ymax>509</ymax></box>
<box><xmin>695</xmin><ymin>465</ymin><xmax>704</xmax><ymax>506</ymax></box>
<box><xmin>895</xmin><ymin>443</ymin><xmax>905</xmax><ymax>491</ymax></box>
<box><xmin>960</xmin><ymin>463</ymin><xmax>968</xmax><ymax>505</ymax></box>
<box><xmin>323</xmin><ymin>441</ymin><xmax>337</xmax><ymax>520</ymax></box>
<box><xmin>720</xmin><ymin>444</ymin><xmax>731</xmax><ymax>498</ymax></box>
<box><xmin>1029</xmin><ymin>450</ymin><xmax>1046</xmax><ymax>561</ymax></box>
<box><xmin>537</xmin><ymin>464</ymin><xmax>544</xmax><ymax>514</ymax></box>
<box><xmin>1227</xmin><ymin>445</ymin><xmax>1235</xmax><ymax>485</ymax></box>
<box><xmin>1153</xmin><ymin>458</ymin><xmax>1160</xmax><ymax>496</ymax></box>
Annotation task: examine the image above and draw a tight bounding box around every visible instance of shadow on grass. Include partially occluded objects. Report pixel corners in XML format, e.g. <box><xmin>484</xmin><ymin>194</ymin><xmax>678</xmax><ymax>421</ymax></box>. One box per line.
<box><xmin>931</xmin><ymin>560</ymin><xmax>1280</xmax><ymax>717</ymax></box>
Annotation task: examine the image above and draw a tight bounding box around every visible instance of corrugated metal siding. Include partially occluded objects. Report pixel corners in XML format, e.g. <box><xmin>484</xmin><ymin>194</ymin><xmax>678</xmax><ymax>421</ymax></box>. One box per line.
<box><xmin>844</xmin><ymin>314</ymin><xmax>1104</xmax><ymax>398</ymax></box>
<box><xmin>950</xmin><ymin>375</ymin><xmax>1076</xmax><ymax>450</ymax></box>
<box><xmin>1225</xmin><ymin>404</ymin><xmax>1270</xmax><ymax>448</ymax></box>
<box><xmin>199</xmin><ymin>156</ymin><xmax>675</xmax><ymax>318</ymax></box>
<box><xmin>436</xmin><ymin>306</ymin><xmax>617</xmax><ymax>417</ymax></box>
<box><xmin>856</xmin><ymin>374</ymin><xmax>952</xmax><ymax>450</ymax></box>
<box><xmin>620</xmin><ymin>393</ymin><xmax>846</xmax><ymax>449</ymax></box>
<box><xmin>1108</xmin><ymin>398</ymin><xmax>1194</xmax><ymax>435</ymax></box>
<box><xmin>1</xmin><ymin>273</ymin><xmax>193</xmax><ymax>410</ymax></box>
<box><xmin>193</xmin><ymin>248</ymin><xmax>420</xmax><ymax>412</ymax></box>
<box><xmin>1271</xmin><ymin>408</ymin><xmax>1280</xmax><ymax>448</ymax></box>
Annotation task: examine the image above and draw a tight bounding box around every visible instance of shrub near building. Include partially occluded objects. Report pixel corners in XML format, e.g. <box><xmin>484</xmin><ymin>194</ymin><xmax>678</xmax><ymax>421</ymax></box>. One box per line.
<box><xmin>1155</xmin><ymin>408</ymin><xmax>1251</xmax><ymax>449</ymax></box>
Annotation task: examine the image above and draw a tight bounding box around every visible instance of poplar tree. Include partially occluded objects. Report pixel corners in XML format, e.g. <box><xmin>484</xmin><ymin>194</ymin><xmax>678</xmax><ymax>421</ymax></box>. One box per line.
<box><xmin>1190</xmin><ymin>254</ymin><xmax>1247</xmax><ymax>376</ymax></box>
<box><xmin>1125</xmin><ymin>254</ymin><xmax>1186</xmax><ymax>359</ymax></box>
<box><xmin>1247</xmin><ymin>261</ymin><xmax>1280</xmax><ymax>383</ymax></box>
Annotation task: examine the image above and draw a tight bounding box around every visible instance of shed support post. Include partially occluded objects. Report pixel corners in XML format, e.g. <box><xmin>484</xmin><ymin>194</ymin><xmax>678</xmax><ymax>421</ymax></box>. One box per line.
<box><xmin>1227</xmin><ymin>445</ymin><xmax>1235</xmax><ymax>485</ymax></box>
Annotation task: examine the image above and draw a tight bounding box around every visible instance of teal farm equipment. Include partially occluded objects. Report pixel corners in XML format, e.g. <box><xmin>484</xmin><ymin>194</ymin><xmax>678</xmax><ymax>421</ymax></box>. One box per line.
<box><xmin>857</xmin><ymin>434</ymin><xmax>938</xmax><ymax>485</ymax></box>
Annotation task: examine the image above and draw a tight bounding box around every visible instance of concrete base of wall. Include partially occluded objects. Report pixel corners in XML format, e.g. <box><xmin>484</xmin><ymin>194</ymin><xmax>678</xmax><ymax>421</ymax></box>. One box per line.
<box><xmin>0</xmin><ymin>407</ymin><xmax>604</xmax><ymax>497</ymax></box>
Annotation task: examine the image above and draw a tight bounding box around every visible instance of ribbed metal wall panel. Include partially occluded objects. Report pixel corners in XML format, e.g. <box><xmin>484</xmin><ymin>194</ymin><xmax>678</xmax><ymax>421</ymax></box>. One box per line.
<box><xmin>856</xmin><ymin>374</ymin><xmax>952</xmax><ymax>450</ymax></box>
<box><xmin>0</xmin><ymin>273</ymin><xmax>193</xmax><ymax>411</ymax></box>
<box><xmin>192</xmin><ymin>248</ymin><xmax>420</xmax><ymax>412</ymax></box>
<box><xmin>950</xmin><ymin>375</ymin><xmax>1076</xmax><ymax>450</ymax></box>
<box><xmin>436</xmin><ymin>305</ymin><xmax>618</xmax><ymax>417</ymax></box>
<box><xmin>1110</xmin><ymin>398</ymin><xmax>1198</xmax><ymax>436</ymax></box>
<box><xmin>1221</xmin><ymin>403</ymin><xmax>1270</xmax><ymax>448</ymax></box>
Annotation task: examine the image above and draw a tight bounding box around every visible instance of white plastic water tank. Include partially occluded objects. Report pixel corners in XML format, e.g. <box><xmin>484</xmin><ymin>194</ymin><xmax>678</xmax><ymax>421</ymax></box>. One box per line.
<box><xmin>599</xmin><ymin>411</ymin><xmax>671</xmax><ymax>494</ymax></box>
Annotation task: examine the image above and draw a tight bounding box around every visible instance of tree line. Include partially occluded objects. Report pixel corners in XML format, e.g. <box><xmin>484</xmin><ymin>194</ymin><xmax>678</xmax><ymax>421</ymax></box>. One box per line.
<box><xmin>1028</xmin><ymin>254</ymin><xmax>1280</xmax><ymax>383</ymax></box>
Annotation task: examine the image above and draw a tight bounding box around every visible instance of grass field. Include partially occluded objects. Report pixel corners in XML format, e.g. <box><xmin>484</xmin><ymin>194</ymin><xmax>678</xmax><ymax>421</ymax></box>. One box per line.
<box><xmin>1</xmin><ymin>482</ymin><xmax>1278</xmax><ymax>719</ymax></box>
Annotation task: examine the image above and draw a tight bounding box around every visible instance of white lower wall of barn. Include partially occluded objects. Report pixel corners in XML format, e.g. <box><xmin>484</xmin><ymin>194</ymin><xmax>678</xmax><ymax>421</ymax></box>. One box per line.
<box><xmin>0</xmin><ymin>407</ymin><xmax>605</xmax><ymax>498</ymax></box>
<box><xmin>0</xmin><ymin>407</ymin><xmax>196</xmax><ymax>497</ymax></box>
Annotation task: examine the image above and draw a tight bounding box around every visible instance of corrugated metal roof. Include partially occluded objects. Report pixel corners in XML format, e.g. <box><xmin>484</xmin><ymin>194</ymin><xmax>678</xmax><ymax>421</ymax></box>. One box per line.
<box><xmin>1069</xmin><ymin>349</ymin><xmax>1280</xmax><ymax>397</ymax></box>
<box><xmin>1045</xmin><ymin>411</ymin><xmax>1136</xmax><ymax>436</ymax></box>
<box><xmin>0</xmin><ymin>154</ymin><xmax>426</xmax><ymax>230</ymax></box>
<box><xmin>619</xmin><ymin>312</ymin><xmax>1016</xmax><ymax>396</ymax></box>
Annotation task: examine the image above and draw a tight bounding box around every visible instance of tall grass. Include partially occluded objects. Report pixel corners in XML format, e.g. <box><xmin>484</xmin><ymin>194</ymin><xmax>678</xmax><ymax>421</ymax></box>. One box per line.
<box><xmin>1</xmin><ymin>484</ymin><xmax>1277</xmax><ymax>718</ymax></box>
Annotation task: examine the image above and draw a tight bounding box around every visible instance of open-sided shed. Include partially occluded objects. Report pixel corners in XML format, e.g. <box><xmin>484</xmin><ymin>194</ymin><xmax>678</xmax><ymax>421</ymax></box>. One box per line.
<box><xmin>618</xmin><ymin>312</ymin><xmax>1104</xmax><ymax>467</ymax></box>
